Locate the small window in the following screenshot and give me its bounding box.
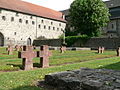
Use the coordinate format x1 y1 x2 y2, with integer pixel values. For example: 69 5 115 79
48 26 51 30
53 27 55 30
57 28 59 31
21 38 23 40
38 25 41 28
16 12 19 16
44 25 46 29
26 20 28 24
2 16 6 20
11 17 14 22
19 19 22 23
112 24 114 29
0 10 2 13
41 20 44 23
14 32 16 35
59 23 61 26
32 21 35 25
51 22 53 25
30 16 33 19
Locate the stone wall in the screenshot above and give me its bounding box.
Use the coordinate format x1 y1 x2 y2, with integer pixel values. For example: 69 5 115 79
0 9 66 46
45 68 120 90
33 39 62 46
73 37 120 49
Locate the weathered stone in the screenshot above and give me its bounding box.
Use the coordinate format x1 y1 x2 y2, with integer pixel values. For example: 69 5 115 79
18 46 37 70
44 68 120 90
7 45 13 55
116 47 120 56
37 45 52 68
60 46 66 53
98 47 105 54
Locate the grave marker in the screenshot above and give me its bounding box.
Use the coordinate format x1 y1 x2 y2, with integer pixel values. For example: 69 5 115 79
7 45 13 55
18 46 36 70
60 46 66 53
37 45 52 68
98 47 104 54
15 45 20 51
116 47 120 56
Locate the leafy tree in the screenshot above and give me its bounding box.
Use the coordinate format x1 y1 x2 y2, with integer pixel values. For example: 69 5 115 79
69 0 110 37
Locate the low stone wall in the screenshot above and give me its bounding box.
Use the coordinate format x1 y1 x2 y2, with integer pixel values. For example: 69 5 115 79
33 39 62 46
73 38 120 49
45 68 120 90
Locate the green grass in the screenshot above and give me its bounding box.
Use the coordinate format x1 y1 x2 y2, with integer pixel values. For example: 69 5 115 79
0 47 120 90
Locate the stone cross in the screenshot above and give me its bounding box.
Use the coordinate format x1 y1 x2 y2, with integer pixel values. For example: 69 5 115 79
15 45 20 51
60 46 66 53
37 45 52 68
7 45 13 55
18 46 37 70
116 47 120 56
98 47 104 54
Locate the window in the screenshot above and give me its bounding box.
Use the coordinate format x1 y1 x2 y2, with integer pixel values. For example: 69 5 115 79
38 25 41 28
16 12 19 16
51 22 53 25
44 25 46 29
0 10 2 13
19 19 22 23
2 16 6 20
57 28 59 31
21 38 23 40
14 32 16 35
59 23 61 26
30 16 33 19
11 17 14 22
53 27 55 30
48 26 50 30
32 21 35 25
41 20 44 23
112 24 114 29
26 20 28 24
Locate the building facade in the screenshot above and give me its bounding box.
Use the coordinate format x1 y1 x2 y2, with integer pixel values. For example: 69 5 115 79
0 0 66 46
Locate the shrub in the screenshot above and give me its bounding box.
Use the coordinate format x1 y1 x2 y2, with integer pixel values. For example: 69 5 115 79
65 35 90 46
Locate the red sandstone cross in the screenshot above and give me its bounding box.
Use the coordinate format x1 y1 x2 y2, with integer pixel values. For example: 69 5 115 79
18 46 37 70
60 46 66 53
7 45 13 55
15 45 20 51
37 45 52 68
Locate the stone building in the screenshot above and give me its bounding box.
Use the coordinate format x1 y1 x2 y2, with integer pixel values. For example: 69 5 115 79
0 0 66 46
61 0 120 38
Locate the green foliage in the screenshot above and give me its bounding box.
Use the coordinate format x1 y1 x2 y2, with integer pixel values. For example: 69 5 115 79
65 35 90 46
70 0 110 37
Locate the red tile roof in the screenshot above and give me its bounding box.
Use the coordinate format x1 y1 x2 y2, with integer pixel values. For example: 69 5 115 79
0 0 66 22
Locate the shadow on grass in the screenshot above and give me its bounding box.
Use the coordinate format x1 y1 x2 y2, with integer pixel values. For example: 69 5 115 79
33 63 41 68
11 86 43 90
98 61 120 70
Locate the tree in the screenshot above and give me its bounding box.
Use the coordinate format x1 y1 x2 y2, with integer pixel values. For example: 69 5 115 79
69 0 110 37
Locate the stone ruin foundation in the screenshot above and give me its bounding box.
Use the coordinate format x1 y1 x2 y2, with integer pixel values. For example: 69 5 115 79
44 68 120 90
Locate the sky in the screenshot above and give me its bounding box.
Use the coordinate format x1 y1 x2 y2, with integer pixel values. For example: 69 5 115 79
22 0 109 11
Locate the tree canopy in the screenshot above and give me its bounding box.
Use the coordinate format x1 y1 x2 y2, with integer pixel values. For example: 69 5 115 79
69 0 110 37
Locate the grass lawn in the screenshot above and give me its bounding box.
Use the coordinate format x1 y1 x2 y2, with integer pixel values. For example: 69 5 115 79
0 47 120 90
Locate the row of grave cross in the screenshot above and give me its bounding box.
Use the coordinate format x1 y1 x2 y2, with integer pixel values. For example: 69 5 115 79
6 45 120 70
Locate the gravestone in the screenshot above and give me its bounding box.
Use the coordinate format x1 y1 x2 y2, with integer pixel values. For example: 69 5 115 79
98 47 104 54
37 45 52 68
18 46 37 70
116 47 120 56
19 45 23 51
60 46 66 53
7 45 13 55
15 45 20 51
